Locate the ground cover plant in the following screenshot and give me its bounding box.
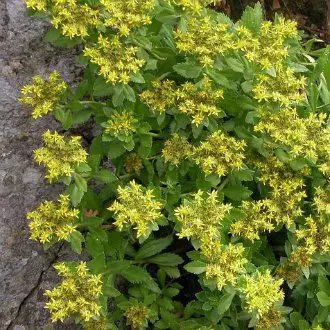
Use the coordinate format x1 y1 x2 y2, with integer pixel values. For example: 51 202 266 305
21 0 330 329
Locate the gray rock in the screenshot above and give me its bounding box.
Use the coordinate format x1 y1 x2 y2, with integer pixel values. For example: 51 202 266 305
0 0 82 328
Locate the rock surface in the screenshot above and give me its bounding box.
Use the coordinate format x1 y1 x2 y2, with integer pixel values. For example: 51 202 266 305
0 1 81 328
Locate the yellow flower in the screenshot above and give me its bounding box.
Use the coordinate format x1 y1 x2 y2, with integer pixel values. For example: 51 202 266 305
125 304 150 329
253 68 306 106
314 186 330 215
25 0 48 11
27 194 79 243
84 35 145 84
174 190 232 243
192 130 246 176
141 77 223 125
276 260 301 285
205 243 247 289
255 307 283 330
241 270 284 317
255 108 327 161
34 130 88 182
175 16 235 67
170 0 216 14
124 153 143 174
140 80 177 113
101 0 155 36
176 77 223 125
45 262 103 322
109 181 163 239
104 111 137 137
162 134 193 166
83 315 109 330
51 0 99 38
20 71 67 119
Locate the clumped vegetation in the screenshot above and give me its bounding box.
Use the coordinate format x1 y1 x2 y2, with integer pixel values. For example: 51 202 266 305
21 0 329 329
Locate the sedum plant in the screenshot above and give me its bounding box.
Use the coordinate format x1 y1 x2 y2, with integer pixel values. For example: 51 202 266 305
21 0 330 329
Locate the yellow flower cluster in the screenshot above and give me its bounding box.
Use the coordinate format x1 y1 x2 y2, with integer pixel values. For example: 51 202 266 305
205 243 247 289
101 0 155 36
124 153 143 174
236 18 306 106
83 316 109 330
236 18 298 70
170 0 215 14
193 130 246 176
255 307 283 330
84 35 145 84
125 305 150 329
175 16 235 66
51 0 99 38
241 270 284 317
109 181 163 239
20 71 67 119
253 69 306 106
104 112 137 137
27 194 79 243
140 80 177 113
45 262 103 322
162 134 193 166
276 260 301 284
34 130 88 182
255 109 328 161
231 157 306 241
25 0 48 13
176 77 224 125
174 190 232 243
141 78 223 125
314 186 330 215
291 215 330 267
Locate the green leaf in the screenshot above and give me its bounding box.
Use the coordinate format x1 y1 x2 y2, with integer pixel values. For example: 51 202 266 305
317 291 330 307
217 292 235 315
223 184 252 201
161 266 180 278
173 62 202 78
225 57 244 73
44 28 61 42
135 236 173 259
240 2 263 33
131 72 145 83
93 76 113 97
318 275 330 294
94 169 117 184
68 183 85 206
184 261 207 274
69 231 84 254
147 253 184 267
206 68 233 89
108 141 126 159
73 173 88 193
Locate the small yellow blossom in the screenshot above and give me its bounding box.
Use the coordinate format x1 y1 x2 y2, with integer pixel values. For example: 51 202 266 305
253 69 306 106
34 130 88 182
125 304 150 329
141 78 223 125
192 130 246 176
124 153 143 174
27 194 79 243
51 0 99 38
276 260 301 284
175 16 235 67
256 307 283 330
291 215 330 267
101 0 155 36
162 134 193 166
83 315 109 330
205 243 247 289
45 262 103 322
109 181 163 239
174 190 232 243
25 0 48 11
241 270 284 317
176 77 224 125
20 71 67 119
140 80 177 113
104 112 137 137
84 35 145 84
170 0 216 14
255 108 327 161
314 186 330 215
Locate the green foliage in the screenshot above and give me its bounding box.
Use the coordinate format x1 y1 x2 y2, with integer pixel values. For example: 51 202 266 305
22 0 330 329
